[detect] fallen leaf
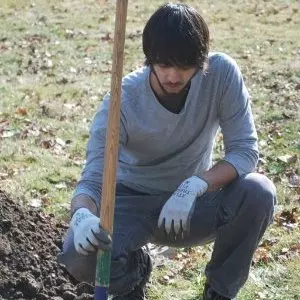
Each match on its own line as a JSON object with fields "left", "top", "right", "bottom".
{"left": 259, "top": 238, "right": 279, "bottom": 248}
{"left": 282, "top": 112, "right": 292, "bottom": 119}
{"left": 290, "top": 244, "right": 300, "bottom": 252}
{"left": 41, "top": 196, "right": 51, "bottom": 207}
{"left": 253, "top": 247, "right": 273, "bottom": 265}
{"left": 1, "top": 131, "right": 15, "bottom": 138}
{"left": 277, "top": 254, "right": 288, "bottom": 262}
{"left": 0, "top": 119, "right": 10, "bottom": 128}
{"left": 0, "top": 43, "right": 9, "bottom": 52}
{"left": 288, "top": 173, "right": 300, "bottom": 187}
{"left": 43, "top": 59, "right": 53, "bottom": 69}
{"left": 55, "top": 138, "right": 66, "bottom": 147}
{"left": 15, "top": 107, "right": 29, "bottom": 116}
{"left": 84, "top": 57, "right": 92, "bottom": 65}
{"left": 56, "top": 202, "right": 71, "bottom": 209}
{"left": 281, "top": 208, "right": 298, "bottom": 223}
{"left": 275, "top": 207, "right": 299, "bottom": 227}
{"left": 166, "top": 271, "right": 175, "bottom": 279}
{"left": 40, "top": 139, "right": 54, "bottom": 149}
{"left": 0, "top": 173, "right": 9, "bottom": 179}
{"left": 280, "top": 247, "right": 289, "bottom": 254}
{"left": 257, "top": 291, "right": 268, "bottom": 299}
{"left": 63, "top": 103, "right": 76, "bottom": 110}
{"left": 273, "top": 176, "right": 281, "bottom": 183}
{"left": 28, "top": 198, "right": 42, "bottom": 208}
{"left": 101, "top": 32, "right": 113, "bottom": 42}
{"left": 56, "top": 77, "right": 69, "bottom": 84}
{"left": 55, "top": 182, "right": 67, "bottom": 189}
{"left": 276, "top": 244, "right": 300, "bottom": 262}
{"left": 65, "top": 29, "right": 74, "bottom": 39}
{"left": 277, "top": 154, "right": 297, "bottom": 164}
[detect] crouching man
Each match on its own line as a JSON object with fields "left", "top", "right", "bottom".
{"left": 58, "top": 3, "right": 276, "bottom": 300}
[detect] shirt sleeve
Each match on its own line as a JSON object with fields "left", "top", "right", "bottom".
{"left": 218, "top": 55, "right": 259, "bottom": 176}
{"left": 72, "top": 93, "right": 128, "bottom": 208}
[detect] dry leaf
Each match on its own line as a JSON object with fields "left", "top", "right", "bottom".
{"left": 55, "top": 138, "right": 66, "bottom": 147}
{"left": 290, "top": 244, "right": 300, "bottom": 252}
{"left": 55, "top": 182, "right": 67, "bottom": 189}
{"left": 259, "top": 238, "right": 279, "bottom": 248}
{"left": 253, "top": 247, "right": 273, "bottom": 265}
{"left": 257, "top": 291, "right": 268, "bottom": 299}
{"left": 280, "top": 247, "right": 289, "bottom": 254}
{"left": 28, "top": 198, "right": 42, "bottom": 208}
{"left": 0, "top": 173, "right": 9, "bottom": 179}
{"left": 277, "top": 254, "right": 288, "bottom": 262}
{"left": 277, "top": 154, "right": 297, "bottom": 164}
{"left": 40, "top": 139, "right": 54, "bottom": 149}
{"left": 101, "top": 32, "right": 113, "bottom": 42}
{"left": 70, "top": 67, "right": 77, "bottom": 73}
{"left": 15, "top": 107, "right": 29, "bottom": 116}
{"left": 0, "top": 119, "right": 10, "bottom": 128}
{"left": 288, "top": 173, "right": 300, "bottom": 187}
{"left": 1, "top": 131, "right": 15, "bottom": 138}
{"left": 41, "top": 196, "right": 51, "bottom": 207}
{"left": 63, "top": 103, "right": 76, "bottom": 110}
{"left": 279, "top": 208, "right": 298, "bottom": 223}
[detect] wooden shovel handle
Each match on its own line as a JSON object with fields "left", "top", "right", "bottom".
{"left": 100, "top": 0, "right": 128, "bottom": 234}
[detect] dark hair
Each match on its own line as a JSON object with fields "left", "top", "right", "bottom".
{"left": 143, "top": 3, "right": 210, "bottom": 70}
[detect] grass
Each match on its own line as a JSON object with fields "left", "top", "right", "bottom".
{"left": 0, "top": 0, "right": 299, "bottom": 299}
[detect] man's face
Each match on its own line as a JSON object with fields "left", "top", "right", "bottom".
{"left": 151, "top": 64, "right": 197, "bottom": 96}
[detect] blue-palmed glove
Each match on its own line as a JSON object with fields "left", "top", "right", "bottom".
{"left": 70, "top": 208, "right": 112, "bottom": 255}
{"left": 158, "top": 176, "right": 208, "bottom": 235}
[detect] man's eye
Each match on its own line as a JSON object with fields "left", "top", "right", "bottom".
{"left": 180, "top": 65, "right": 196, "bottom": 71}
{"left": 158, "top": 64, "right": 170, "bottom": 68}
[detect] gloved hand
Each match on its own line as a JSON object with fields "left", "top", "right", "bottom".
{"left": 70, "top": 208, "right": 112, "bottom": 255}
{"left": 158, "top": 176, "right": 208, "bottom": 235}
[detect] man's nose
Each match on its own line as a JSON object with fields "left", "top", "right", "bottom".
{"left": 167, "top": 67, "right": 181, "bottom": 83}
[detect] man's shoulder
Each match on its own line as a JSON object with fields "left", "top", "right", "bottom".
{"left": 122, "top": 66, "right": 149, "bottom": 90}
{"left": 206, "top": 52, "right": 240, "bottom": 80}
{"left": 208, "top": 52, "right": 239, "bottom": 73}
{"left": 120, "top": 66, "right": 149, "bottom": 106}
{"left": 208, "top": 52, "right": 235, "bottom": 64}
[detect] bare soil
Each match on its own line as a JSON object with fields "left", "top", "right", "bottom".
{"left": 0, "top": 190, "right": 94, "bottom": 300}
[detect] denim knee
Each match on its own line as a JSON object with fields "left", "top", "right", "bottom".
{"left": 239, "top": 173, "right": 276, "bottom": 219}
{"left": 58, "top": 228, "right": 96, "bottom": 283}
{"left": 109, "top": 246, "right": 152, "bottom": 296}
{"left": 58, "top": 229, "right": 152, "bottom": 296}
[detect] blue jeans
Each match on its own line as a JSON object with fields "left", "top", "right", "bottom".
{"left": 58, "top": 173, "right": 276, "bottom": 298}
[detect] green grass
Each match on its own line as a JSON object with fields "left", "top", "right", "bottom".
{"left": 0, "top": 0, "right": 299, "bottom": 299}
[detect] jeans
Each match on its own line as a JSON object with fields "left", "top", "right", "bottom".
{"left": 58, "top": 173, "right": 276, "bottom": 298}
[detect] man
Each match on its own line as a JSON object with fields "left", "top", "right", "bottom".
{"left": 58, "top": 3, "right": 276, "bottom": 300}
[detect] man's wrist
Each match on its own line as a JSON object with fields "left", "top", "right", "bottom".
{"left": 71, "top": 194, "right": 98, "bottom": 217}
{"left": 191, "top": 176, "right": 209, "bottom": 194}
{"left": 193, "top": 175, "right": 209, "bottom": 188}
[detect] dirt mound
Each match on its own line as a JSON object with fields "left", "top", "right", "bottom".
{"left": 0, "top": 190, "right": 94, "bottom": 300}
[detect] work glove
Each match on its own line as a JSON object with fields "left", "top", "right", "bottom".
{"left": 70, "top": 208, "right": 112, "bottom": 255}
{"left": 158, "top": 176, "right": 208, "bottom": 236}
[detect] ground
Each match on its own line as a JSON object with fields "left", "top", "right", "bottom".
{"left": 0, "top": 190, "right": 95, "bottom": 300}
{"left": 0, "top": 0, "right": 300, "bottom": 299}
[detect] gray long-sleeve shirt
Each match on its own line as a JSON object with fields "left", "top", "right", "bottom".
{"left": 73, "top": 52, "right": 258, "bottom": 203}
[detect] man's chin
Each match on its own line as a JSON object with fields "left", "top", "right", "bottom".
{"left": 164, "top": 86, "right": 184, "bottom": 95}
